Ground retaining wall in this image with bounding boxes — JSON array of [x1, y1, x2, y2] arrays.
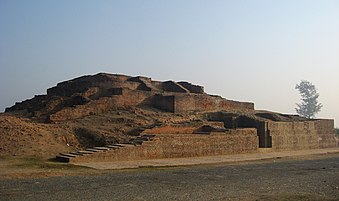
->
[[268, 119, 337, 150], [69, 128, 258, 163], [174, 94, 254, 113]]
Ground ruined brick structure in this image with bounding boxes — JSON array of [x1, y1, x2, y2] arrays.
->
[[4, 73, 337, 162], [61, 129, 259, 163], [206, 112, 337, 150], [6, 73, 254, 122]]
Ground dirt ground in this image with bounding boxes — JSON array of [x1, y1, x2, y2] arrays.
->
[[1, 153, 339, 201]]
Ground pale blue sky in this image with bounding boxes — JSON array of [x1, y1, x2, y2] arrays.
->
[[1, 0, 338, 125]]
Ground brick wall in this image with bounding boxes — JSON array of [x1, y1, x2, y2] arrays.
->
[[174, 94, 254, 113], [69, 128, 258, 162], [153, 95, 175, 112], [268, 119, 337, 150], [314, 119, 338, 148], [156, 129, 258, 157]]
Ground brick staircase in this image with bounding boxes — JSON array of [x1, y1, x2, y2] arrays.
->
[[55, 134, 156, 163]]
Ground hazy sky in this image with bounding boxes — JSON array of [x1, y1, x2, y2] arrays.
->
[[1, 0, 338, 125]]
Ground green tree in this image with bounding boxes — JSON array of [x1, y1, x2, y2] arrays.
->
[[295, 80, 322, 119]]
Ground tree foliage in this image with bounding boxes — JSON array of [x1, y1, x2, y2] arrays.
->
[[295, 80, 322, 119]]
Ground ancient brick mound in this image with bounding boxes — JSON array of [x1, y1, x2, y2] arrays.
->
[[5, 73, 254, 122], [1, 73, 338, 160]]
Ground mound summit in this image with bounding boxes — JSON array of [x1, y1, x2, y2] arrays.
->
[[5, 73, 254, 122]]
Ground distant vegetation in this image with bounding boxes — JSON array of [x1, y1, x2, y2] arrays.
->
[[295, 80, 322, 119], [336, 128, 339, 135]]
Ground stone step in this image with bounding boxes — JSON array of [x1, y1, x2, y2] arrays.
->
[[60, 153, 78, 158], [55, 138, 152, 163], [135, 137, 150, 141], [112, 144, 125, 147], [93, 147, 110, 151], [106, 145, 121, 149], [115, 143, 134, 147], [69, 152, 85, 156], [86, 148, 101, 152], [56, 155, 71, 163], [121, 142, 135, 145], [77, 150, 95, 154]]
